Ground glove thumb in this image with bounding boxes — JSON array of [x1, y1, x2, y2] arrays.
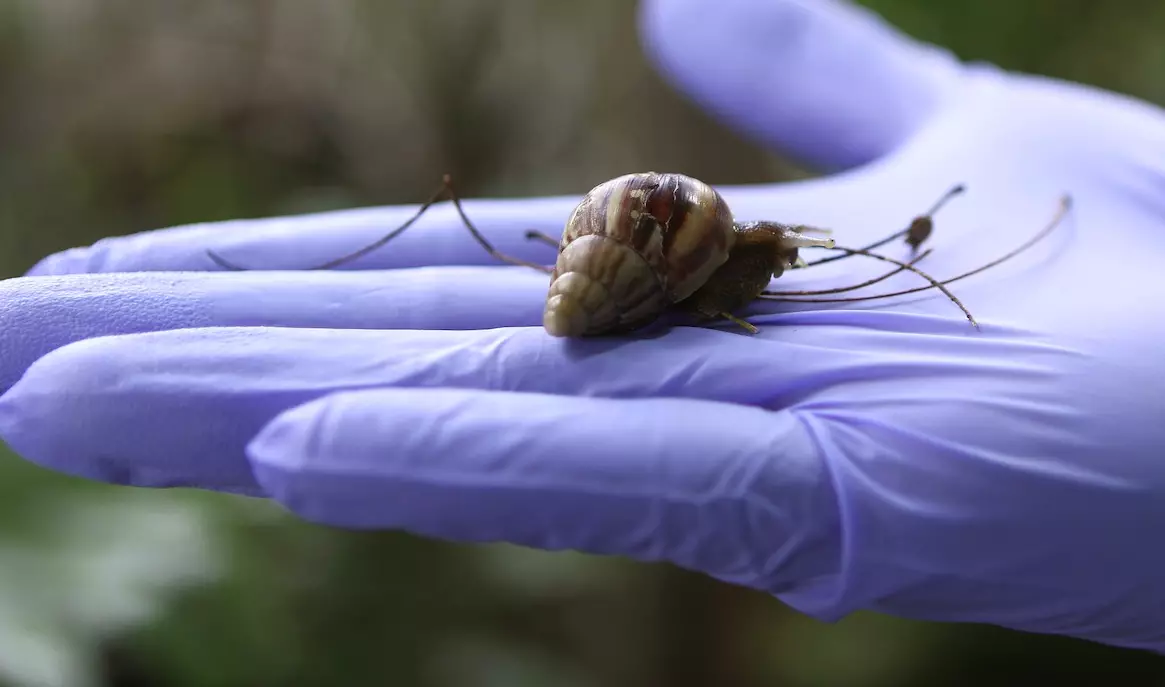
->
[[638, 0, 967, 171]]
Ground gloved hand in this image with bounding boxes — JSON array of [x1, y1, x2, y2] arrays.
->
[[3, 0, 1165, 652]]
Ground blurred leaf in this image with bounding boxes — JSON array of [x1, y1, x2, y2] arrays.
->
[[429, 637, 594, 687], [0, 484, 223, 687]]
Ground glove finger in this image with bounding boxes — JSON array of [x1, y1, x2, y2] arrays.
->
[[10, 319, 1147, 645], [0, 321, 890, 495], [5, 191, 990, 395], [639, 0, 966, 171], [247, 386, 838, 595], [0, 268, 550, 393], [249, 367, 1165, 654], [26, 193, 575, 276]]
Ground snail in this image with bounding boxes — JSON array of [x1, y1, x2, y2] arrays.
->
[[207, 172, 1073, 336], [532, 172, 837, 337]]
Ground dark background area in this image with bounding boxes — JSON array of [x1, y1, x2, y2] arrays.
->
[[0, 1, 1163, 685]]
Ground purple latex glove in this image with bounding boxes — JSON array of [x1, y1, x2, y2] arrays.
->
[[3, 0, 1165, 651]]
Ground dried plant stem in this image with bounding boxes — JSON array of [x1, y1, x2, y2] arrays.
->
[[790, 244, 979, 328], [764, 195, 1073, 307], [208, 174, 553, 274], [801, 184, 965, 268], [764, 248, 933, 297]]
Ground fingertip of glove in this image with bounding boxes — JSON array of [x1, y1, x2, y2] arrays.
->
[[0, 332, 267, 494], [24, 244, 105, 276], [246, 389, 442, 530], [0, 336, 133, 484], [246, 395, 321, 476]]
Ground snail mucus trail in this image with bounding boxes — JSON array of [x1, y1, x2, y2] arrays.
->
[[207, 173, 1073, 337]]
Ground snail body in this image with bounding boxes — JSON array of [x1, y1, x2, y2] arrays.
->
[[542, 172, 834, 337]]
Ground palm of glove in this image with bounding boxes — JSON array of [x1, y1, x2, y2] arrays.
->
[[2, 0, 1164, 653]]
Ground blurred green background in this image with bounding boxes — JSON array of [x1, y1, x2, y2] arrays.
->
[[1, 1, 1164, 685]]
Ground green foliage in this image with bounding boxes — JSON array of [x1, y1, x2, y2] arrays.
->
[[862, 0, 1165, 105]]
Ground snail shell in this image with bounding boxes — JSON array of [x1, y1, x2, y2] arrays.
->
[[542, 172, 737, 337]]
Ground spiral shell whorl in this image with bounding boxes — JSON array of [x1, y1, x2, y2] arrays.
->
[[543, 235, 667, 337], [543, 172, 737, 336]]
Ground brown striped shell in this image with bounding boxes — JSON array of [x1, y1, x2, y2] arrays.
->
[[542, 172, 737, 337]]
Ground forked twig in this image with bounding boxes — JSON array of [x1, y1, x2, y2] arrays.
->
[[816, 244, 978, 327], [801, 183, 964, 268], [525, 230, 560, 248], [207, 174, 553, 274], [760, 195, 1073, 307], [764, 248, 933, 297]]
